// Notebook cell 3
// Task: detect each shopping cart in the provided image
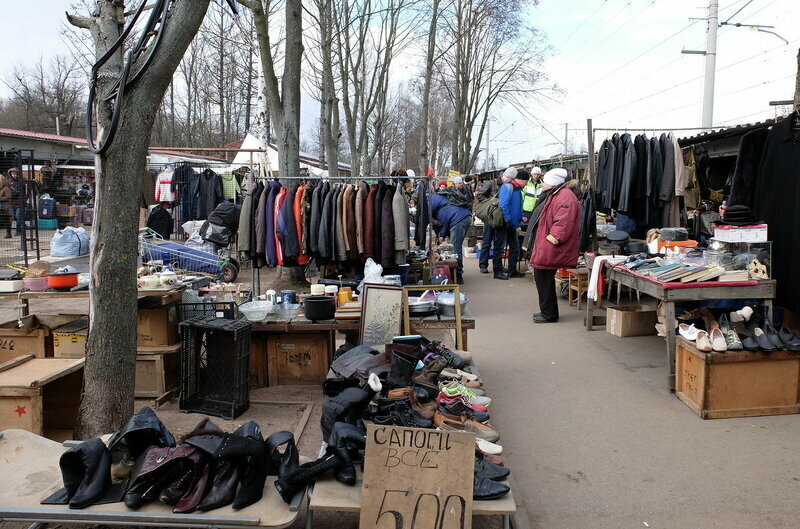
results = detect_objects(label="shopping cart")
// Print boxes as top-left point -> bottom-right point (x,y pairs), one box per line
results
138,228 -> 239,281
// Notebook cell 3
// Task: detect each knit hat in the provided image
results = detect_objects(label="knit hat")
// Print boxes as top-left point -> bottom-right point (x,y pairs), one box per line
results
516,170 -> 531,181
452,176 -> 463,184
543,168 -> 568,187
532,166 -> 543,175
502,167 -> 517,181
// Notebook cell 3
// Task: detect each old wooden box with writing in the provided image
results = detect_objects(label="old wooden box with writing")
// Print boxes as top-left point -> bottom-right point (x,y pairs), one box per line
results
676,337 -> 800,419
266,333 -> 331,386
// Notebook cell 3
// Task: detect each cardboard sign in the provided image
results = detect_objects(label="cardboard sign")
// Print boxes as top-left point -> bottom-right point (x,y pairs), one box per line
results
360,424 -> 474,529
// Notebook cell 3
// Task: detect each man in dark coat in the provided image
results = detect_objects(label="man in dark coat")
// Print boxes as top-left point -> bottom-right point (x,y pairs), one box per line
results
429,192 -> 471,284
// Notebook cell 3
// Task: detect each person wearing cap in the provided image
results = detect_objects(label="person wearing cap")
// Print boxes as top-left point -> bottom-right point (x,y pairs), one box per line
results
528,168 -> 580,323
493,170 -> 530,280
476,173 -> 505,274
522,166 -> 543,221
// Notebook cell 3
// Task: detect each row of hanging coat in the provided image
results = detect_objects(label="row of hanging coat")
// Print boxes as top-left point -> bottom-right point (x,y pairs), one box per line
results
238,180 -> 410,270
595,132 -> 687,231
149,166 -> 243,223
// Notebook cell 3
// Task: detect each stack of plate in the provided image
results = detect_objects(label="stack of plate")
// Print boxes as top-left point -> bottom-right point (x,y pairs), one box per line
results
408,296 -> 435,314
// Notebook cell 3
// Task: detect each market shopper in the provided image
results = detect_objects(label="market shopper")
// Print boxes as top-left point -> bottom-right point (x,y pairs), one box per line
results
477,168 -> 515,274
0,174 -> 10,238
522,166 -> 543,221
529,168 -> 580,323
6,168 -> 27,237
429,191 -> 471,284
493,170 -> 529,280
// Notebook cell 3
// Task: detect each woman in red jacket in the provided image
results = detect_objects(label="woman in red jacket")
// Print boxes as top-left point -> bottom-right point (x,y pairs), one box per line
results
529,169 -> 580,323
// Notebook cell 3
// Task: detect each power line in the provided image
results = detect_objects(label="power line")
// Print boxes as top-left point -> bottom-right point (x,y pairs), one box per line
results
552,0 -> 609,50
559,0 -> 635,60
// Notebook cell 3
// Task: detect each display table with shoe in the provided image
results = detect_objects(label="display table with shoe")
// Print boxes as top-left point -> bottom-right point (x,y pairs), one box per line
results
0,429 -> 302,528
585,258 -> 776,390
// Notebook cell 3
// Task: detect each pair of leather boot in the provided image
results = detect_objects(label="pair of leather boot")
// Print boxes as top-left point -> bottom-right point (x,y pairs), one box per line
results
372,398 -> 433,429
41,438 -> 121,509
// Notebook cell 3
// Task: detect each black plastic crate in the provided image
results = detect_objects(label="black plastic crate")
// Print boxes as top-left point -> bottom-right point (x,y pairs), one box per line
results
179,316 -> 251,420
176,291 -> 252,322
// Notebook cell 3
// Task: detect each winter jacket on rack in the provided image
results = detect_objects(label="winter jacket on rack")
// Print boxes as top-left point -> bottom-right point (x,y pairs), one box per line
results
278,184 -> 300,262
364,184 -> 378,258
310,182 -> 327,255
355,182 -> 368,255
617,134 -> 637,214
318,184 -> 335,261
414,181 -> 429,249
254,183 -> 269,267
633,134 -> 649,225
141,170 -> 157,208
274,186 -> 288,266
342,185 -> 353,254
610,133 -> 623,209
265,182 -> 280,267
381,186 -> 396,269
335,185 -> 348,262
728,128 -> 769,209
373,183 -> 387,263
392,184 -> 410,266
595,137 -> 616,211
345,185 -> 358,260
220,172 -> 241,200
239,180 -> 255,255
753,112 -> 800,312
147,205 -> 173,240
647,136 -> 664,227
579,185 -> 596,253
295,185 -> 309,265
196,169 -> 223,219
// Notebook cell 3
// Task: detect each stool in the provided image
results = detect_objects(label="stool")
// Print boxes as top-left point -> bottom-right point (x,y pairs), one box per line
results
567,268 -> 590,309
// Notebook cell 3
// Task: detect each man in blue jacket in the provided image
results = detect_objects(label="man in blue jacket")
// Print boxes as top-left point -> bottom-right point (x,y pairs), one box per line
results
493,169 -> 530,280
429,192 -> 471,284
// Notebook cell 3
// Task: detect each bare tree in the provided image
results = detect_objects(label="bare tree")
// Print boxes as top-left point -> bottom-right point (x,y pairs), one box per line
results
418,0 -> 442,174
68,0 -> 212,437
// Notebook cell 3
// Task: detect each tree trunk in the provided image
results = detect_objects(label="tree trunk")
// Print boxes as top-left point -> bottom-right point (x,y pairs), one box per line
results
419,0 -> 440,174
74,0 -> 212,438
278,0 -> 303,181
795,47 -> 800,112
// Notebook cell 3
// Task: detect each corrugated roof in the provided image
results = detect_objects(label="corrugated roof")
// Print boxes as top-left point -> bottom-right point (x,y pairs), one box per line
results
0,127 -> 86,145
678,115 -> 786,145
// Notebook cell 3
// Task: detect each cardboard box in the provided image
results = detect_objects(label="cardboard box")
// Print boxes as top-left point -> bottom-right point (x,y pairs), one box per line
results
606,305 -> 657,337
52,316 -> 89,358
137,307 -> 179,347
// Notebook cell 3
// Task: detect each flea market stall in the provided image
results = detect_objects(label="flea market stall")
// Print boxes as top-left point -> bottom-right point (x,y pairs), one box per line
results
579,113 -> 800,418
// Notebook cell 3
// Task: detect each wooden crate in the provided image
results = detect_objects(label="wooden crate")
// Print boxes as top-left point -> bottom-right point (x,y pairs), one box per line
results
135,343 -> 181,398
676,337 -> 800,419
267,333 -> 332,386
0,355 -> 84,440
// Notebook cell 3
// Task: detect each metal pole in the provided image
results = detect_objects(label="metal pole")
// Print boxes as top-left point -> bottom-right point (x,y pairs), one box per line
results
586,119 -> 595,189
701,0 -> 719,127
564,122 -> 569,154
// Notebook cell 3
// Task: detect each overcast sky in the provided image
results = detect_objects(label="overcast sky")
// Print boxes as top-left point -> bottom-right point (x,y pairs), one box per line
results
1,0 -> 798,166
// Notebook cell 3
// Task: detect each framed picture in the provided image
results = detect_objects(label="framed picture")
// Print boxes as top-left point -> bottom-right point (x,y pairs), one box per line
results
359,283 -> 403,348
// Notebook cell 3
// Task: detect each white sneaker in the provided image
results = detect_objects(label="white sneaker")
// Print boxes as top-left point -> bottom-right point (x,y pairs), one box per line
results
476,437 -> 503,455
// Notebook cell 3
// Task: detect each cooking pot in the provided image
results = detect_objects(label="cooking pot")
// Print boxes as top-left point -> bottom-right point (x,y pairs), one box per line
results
303,295 -> 336,322
48,272 -> 79,290
435,292 -> 469,317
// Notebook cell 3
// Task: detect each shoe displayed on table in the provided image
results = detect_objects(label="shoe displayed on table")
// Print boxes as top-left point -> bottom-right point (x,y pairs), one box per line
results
678,323 -> 700,340
423,339 -> 467,370
440,368 -> 481,384
734,305 -> 754,322
493,272 -> 509,280
411,356 -> 447,398
750,327 -> 777,352
732,318 -> 759,351
763,321 -> 784,350
718,314 -> 742,351
436,393 -> 488,412
473,471 -> 510,500
373,400 -> 433,428
437,399 -> 490,424
386,388 -> 436,419
475,457 -> 510,481
479,266 -> 489,274
475,437 -> 503,456
435,415 -> 499,442
778,326 -> 800,351
439,381 -> 491,406
695,330 -> 712,352
709,328 -> 727,352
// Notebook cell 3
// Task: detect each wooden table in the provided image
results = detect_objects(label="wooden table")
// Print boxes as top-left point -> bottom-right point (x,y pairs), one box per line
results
0,429 -> 300,528
247,310 -> 476,387
306,468 -> 515,529
585,261 -> 776,390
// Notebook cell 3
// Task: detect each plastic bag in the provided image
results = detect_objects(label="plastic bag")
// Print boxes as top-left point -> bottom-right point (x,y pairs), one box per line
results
51,226 -> 90,257
357,258 -> 386,295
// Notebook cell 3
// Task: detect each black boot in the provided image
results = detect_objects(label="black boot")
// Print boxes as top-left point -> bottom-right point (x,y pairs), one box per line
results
213,433 -> 268,510
327,422 -> 366,485
320,387 -> 376,441
373,399 -> 433,429
274,454 -> 341,504
386,350 -> 418,389
41,437 -> 113,509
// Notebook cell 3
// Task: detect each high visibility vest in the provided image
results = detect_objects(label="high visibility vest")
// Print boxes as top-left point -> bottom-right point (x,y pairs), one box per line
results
522,180 -> 542,212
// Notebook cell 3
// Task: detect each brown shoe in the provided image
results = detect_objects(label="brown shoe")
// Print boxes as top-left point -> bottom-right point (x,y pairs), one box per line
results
387,387 -> 435,419
412,356 -> 447,397
435,414 -> 499,442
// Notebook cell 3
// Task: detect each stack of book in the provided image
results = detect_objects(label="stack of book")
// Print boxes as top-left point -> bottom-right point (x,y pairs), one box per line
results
640,264 -> 737,283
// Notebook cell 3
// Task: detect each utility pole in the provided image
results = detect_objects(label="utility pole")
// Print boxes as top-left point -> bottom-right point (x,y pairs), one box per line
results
564,122 -> 569,154
682,1 -> 718,127
702,1 -> 719,127
485,117 -> 491,170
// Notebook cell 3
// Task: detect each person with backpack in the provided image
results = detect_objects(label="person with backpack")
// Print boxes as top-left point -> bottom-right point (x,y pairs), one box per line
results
493,169 -> 529,280
477,168 -> 515,274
